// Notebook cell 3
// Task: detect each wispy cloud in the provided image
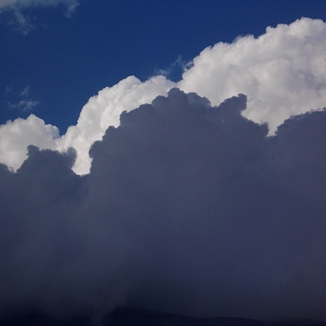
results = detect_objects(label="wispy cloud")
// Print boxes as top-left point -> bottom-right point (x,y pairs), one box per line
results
64,0 -> 79,18
8,99 -> 39,112
0,0 -> 79,34
20,86 -> 30,97
154,55 -> 187,80
0,0 -> 79,11
4,86 -> 39,112
8,8 -> 33,34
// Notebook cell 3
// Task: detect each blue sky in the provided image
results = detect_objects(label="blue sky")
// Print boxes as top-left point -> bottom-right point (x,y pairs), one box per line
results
1,0 -> 326,133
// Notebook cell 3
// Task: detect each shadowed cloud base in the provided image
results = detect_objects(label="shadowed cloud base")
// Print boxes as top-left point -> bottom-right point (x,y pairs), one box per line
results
1,89 -> 326,323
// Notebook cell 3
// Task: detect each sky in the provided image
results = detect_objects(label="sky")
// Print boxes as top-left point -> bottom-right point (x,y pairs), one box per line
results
1,0 -> 326,324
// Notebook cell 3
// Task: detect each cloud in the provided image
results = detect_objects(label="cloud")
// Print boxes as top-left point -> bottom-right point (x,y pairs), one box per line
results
8,99 -> 39,111
0,114 -> 58,170
0,76 -> 175,174
153,55 -> 187,80
0,0 -> 79,33
56,75 -> 175,174
1,89 -> 326,323
1,17 -> 325,174
20,86 -> 30,97
178,17 -> 326,133
5,86 -> 39,112
8,8 -> 33,34
0,0 -> 79,11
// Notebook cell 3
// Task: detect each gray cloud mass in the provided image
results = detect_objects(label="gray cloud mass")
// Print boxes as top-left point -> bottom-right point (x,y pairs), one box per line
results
1,89 -> 326,322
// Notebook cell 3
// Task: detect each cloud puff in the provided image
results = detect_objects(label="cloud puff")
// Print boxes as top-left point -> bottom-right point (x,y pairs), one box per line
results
178,17 -> 326,132
56,75 -> 175,174
0,114 -> 58,170
0,18 -> 325,174
1,89 -> 326,323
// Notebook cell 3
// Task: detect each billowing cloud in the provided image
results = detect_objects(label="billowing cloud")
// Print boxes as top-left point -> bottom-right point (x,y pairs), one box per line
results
0,18 -> 326,174
0,114 -> 58,170
178,18 -> 326,132
56,75 -> 175,174
1,89 -> 326,323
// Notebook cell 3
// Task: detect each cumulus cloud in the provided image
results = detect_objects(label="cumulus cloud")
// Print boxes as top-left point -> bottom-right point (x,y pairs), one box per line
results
178,17 -> 326,132
0,114 -> 58,170
1,89 -> 326,323
0,76 -> 174,174
0,18 -> 326,174
56,75 -> 175,174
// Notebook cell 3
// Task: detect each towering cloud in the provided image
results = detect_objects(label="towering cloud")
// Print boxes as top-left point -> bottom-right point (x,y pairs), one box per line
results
178,17 -> 326,132
0,18 -> 325,174
2,15 -> 326,320
57,76 -> 175,174
1,89 -> 326,322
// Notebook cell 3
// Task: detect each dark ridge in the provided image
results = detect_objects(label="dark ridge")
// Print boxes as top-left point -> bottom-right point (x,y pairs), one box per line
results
0,312 -> 89,326
266,321 -> 326,326
105,306 -> 266,326
2,307 -> 326,326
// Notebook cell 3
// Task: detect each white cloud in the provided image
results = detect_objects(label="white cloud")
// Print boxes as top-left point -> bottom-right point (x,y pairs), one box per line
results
178,17 -> 326,132
0,18 -> 326,174
0,76 -> 175,174
56,75 -> 175,174
0,114 -> 58,171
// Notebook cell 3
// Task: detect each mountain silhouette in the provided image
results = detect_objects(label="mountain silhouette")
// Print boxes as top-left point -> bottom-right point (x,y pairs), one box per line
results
2,307 -> 326,326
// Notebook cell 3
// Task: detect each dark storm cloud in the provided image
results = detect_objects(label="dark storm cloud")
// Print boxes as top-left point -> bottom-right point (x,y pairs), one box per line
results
1,89 -> 326,322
